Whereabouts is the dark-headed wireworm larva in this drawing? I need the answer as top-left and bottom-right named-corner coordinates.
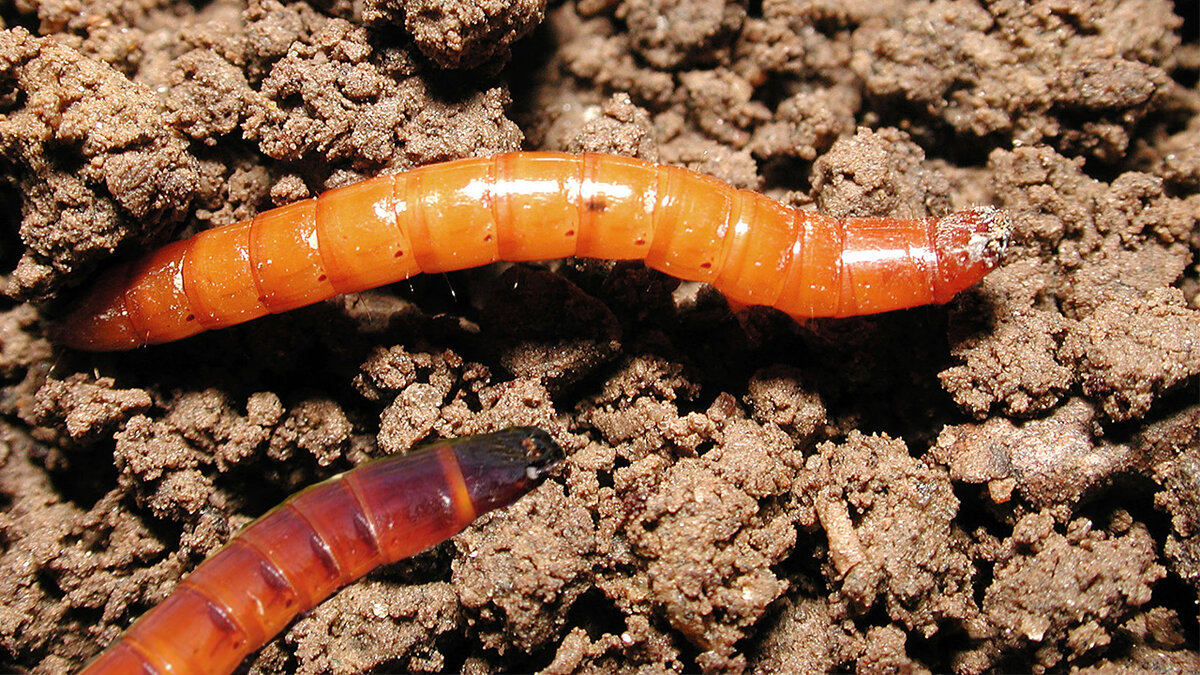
top-left (79, 427), bottom-right (562, 675)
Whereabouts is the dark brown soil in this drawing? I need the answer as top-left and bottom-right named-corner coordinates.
top-left (2, 1), bottom-right (1198, 673)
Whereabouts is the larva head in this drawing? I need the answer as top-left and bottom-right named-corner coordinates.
top-left (453, 427), bottom-right (564, 514)
top-left (930, 206), bottom-right (1011, 303)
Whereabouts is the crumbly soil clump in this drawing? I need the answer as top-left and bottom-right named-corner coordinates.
top-left (1, 1), bottom-right (1198, 673)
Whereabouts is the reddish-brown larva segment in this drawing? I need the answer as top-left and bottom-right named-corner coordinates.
top-left (79, 428), bottom-right (563, 675)
top-left (55, 152), bottom-right (1010, 351)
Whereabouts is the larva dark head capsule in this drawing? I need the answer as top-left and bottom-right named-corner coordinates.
top-left (451, 426), bottom-right (564, 513)
top-left (929, 206), bottom-right (1012, 304)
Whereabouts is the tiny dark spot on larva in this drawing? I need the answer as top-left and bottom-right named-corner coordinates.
top-left (395, 250), bottom-right (404, 258)
top-left (317, 274), bottom-right (327, 282)
top-left (565, 229), bottom-right (575, 237)
top-left (700, 261), bottom-right (711, 270)
top-left (257, 296), bottom-right (267, 304)
top-left (635, 238), bottom-right (646, 246)
top-left (185, 314), bottom-right (196, 322)
top-left (585, 196), bottom-right (608, 212)
top-left (484, 233), bottom-right (493, 242)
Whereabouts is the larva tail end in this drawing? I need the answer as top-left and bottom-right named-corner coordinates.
top-left (51, 267), bottom-right (143, 351)
top-left (931, 206), bottom-right (1011, 303)
top-left (453, 427), bottom-right (564, 514)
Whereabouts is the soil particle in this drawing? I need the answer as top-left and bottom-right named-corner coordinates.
top-left (1060, 287), bottom-right (1200, 421)
top-left (0, 27), bottom-right (197, 299)
top-left (748, 84), bottom-right (860, 163)
top-left (1, 0), bottom-right (1198, 673)
top-left (453, 481), bottom-right (596, 655)
top-left (940, 304), bottom-right (1076, 418)
top-left (267, 397), bottom-right (351, 464)
top-left (0, 305), bottom-right (52, 420)
top-left (852, 0), bottom-right (1178, 159)
top-left (281, 580), bottom-right (462, 674)
top-left (1154, 437), bottom-right (1200, 597)
top-left (749, 595), bottom-right (849, 674)
top-left (621, 0), bottom-right (745, 70)
top-left (624, 438), bottom-right (793, 670)
top-left (559, 92), bottom-right (660, 159)
top-left (812, 126), bottom-right (953, 218)
top-left (365, 0), bottom-right (547, 70)
top-left (857, 624), bottom-right (930, 675)
top-left (166, 48), bottom-right (255, 142)
top-left (554, 9), bottom-right (676, 108)
top-left (743, 364), bottom-right (826, 441)
top-left (982, 511), bottom-right (1165, 671)
top-left (939, 142), bottom-right (1199, 421)
top-left (0, 427), bottom-right (184, 667)
top-left (0, 305), bottom-right (50, 380)
top-left (796, 433), bottom-right (976, 636)
top-left (32, 376), bottom-right (154, 445)
top-left (237, 0), bottom-right (525, 169)
top-left (933, 398), bottom-right (1132, 508)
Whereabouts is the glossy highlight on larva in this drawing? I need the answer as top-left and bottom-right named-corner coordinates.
top-left (56, 152), bottom-right (1011, 351)
top-left (79, 427), bottom-right (563, 675)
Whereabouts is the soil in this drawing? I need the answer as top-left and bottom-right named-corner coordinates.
top-left (1, 0), bottom-right (1198, 673)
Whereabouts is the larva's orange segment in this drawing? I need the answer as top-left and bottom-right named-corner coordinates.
top-left (122, 239), bottom-right (207, 345)
top-left (53, 263), bottom-right (142, 351)
top-left (576, 153), bottom-right (657, 260)
top-left (775, 212), bottom-right (843, 318)
top-left (930, 206), bottom-right (1011, 303)
top-left (436, 443), bottom-right (478, 525)
top-left (182, 220), bottom-right (270, 329)
top-left (120, 587), bottom-right (249, 675)
top-left (492, 152), bottom-right (581, 261)
top-left (403, 157), bottom-right (500, 273)
top-left (837, 217), bottom-right (937, 315)
top-left (180, 540), bottom-right (302, 647)
top-left (711, 193), bottom-right (798, 304)
top-left (286, 477), bottom-right (384, 580)
top-left (645, 167), bottom-right (737, 282)
top-left (347, 444), bottom-right (469, 562)
top-left (234, 505), bottom-right (344, 609)
top-left (76, 642), bottom-right (156, 674)
top-left (248, 199), bottom-right (338, 313)
top-left (315, 175), bottom-right (420, 293)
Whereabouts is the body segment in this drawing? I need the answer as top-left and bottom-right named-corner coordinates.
top-left (79, 428), bottom-right (563, 675)
top-left (58, 152), bottom-right (1010, 351)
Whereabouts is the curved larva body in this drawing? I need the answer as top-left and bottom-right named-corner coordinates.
top-left (57, 152), bottom-right (1010, 351)
top-left (79, 428), bottom-right (563, 675)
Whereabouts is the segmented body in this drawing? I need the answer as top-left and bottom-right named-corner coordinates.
top-left (57, 152), bottom-right (1009, 351)
top-left (79, 428), bottom-right (563, 675)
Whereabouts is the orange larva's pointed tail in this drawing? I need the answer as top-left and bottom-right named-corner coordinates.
top-left (930, 206), bottom-right (1012, 304)
top-left (51, 264), bottom-right (144, 351)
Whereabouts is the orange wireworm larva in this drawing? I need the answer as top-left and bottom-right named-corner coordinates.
top-left (56, 152), bottom-right (1010, 350)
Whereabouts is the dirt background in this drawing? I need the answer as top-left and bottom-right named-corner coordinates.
top-left (0, 0), bottom-right (1198, 673)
